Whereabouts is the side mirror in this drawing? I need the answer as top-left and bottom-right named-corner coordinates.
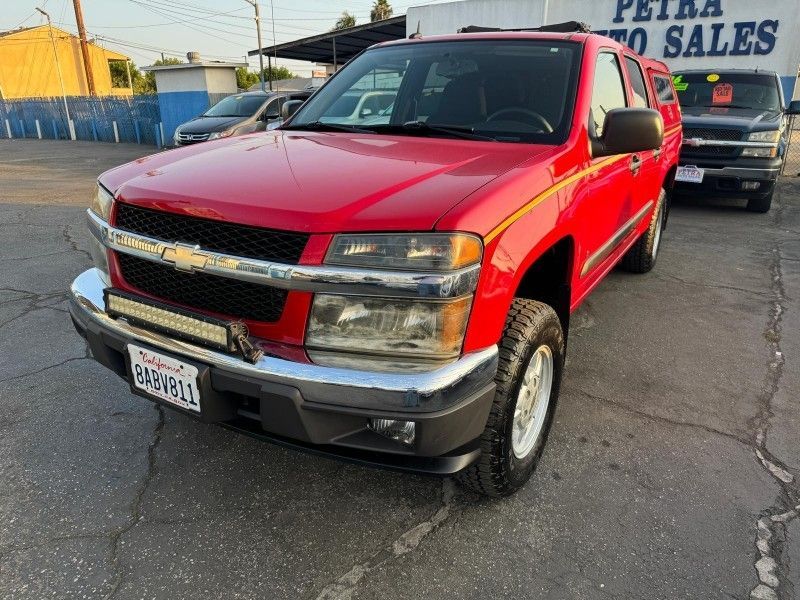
top-left (281, 100), bottom-right (304, 121)
top-left (263, 111), bottom-right (280, 121)
top-left (592, 108), bottom-right (664, 158)
top-left (360, 108), bottom-right (374, 117)
top-left (786, 100), bottom-right (800, 115)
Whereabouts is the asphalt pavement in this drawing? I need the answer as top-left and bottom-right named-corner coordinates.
top-left (1, 139), bottom-right (799, 600)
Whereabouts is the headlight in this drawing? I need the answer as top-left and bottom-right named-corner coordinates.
top-left (742, 147), bottom-right (778, 158)
top-left (306, 294), bottom-right (472, 361)
top-left (325, 233), bottom-right (482, 271)
top-left (208, 130), bottom-right (233, 140)
top-left (90, 183), bottom-right (114, 221)
top-left (747, 130), bottom-right (781, 143)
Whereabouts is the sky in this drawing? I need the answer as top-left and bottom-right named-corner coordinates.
top-left (3, 0), bottom-right (455, 76)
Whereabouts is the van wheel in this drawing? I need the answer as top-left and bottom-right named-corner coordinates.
top-left (620, 188), bottom-right (666, 274)
top-left (458, 299), bottom-right (564, 498)
top-left (746, 191), bottom-right (773, 213)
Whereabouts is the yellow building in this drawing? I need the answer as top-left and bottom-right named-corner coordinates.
top-left (0, 24), bottom-right (131, 99)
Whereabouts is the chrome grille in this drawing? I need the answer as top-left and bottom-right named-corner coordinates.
top-left (683, 127), bottom-right (743, 142)
top-left (177, 132), bottom-right (211, 144)
top-left (115, 203), bottom-right (309, 264)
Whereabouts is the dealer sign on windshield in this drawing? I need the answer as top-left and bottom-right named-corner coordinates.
top-left (675, 165), bottom-right (705, 184)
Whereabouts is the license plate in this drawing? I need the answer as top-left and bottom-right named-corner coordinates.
top-left (127, 344), bottom-right (201, 412)
top-left (675, 165), bottom-right (704, 183)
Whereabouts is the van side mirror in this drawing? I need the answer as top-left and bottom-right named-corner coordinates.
top-left (787, 100), bottom-right (800, 115)
top-left (281, 100), bottom-right (304, 121)
top-left (592, 108), bottom-right (664, 158)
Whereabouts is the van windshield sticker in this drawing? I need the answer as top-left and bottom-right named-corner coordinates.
top-left (707, 74), bottom-right (720, 82)
top-left (672, 75), bottom-right (688, 92)
top-left (712, 83), bottom-right (734, 105)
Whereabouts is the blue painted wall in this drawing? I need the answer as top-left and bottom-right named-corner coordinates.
top-left (157, 90), bottom-right (210, 144)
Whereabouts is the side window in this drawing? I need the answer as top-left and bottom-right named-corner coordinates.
top-left (264, 98), bottom-right (282, 119)
top-left (625, 57), bottom-right (650, 108)
top-left (590, 52), bottom-right (627, 137)
top-left (653, 76), bottom-right (676, 104)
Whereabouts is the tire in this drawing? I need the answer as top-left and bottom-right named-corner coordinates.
top-left (620, 188), bottom-right (666, 274)
top-left (746, 190), bottom-right (774, 213)
top-left (458, 299), bottom-right (565, 497)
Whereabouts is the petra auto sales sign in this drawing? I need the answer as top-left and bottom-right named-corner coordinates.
top-left (409, 0), bottom-right (800, 98)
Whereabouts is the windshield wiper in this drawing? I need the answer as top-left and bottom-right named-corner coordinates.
top-left (375, 121), bottom-right (495, 142)
top-left (282, 121), bottom-right (376, 134)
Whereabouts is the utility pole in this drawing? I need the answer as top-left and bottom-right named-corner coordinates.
top-left (270, 0), bottom-right (278, 91)
top-left (36, 8), bottom-right (72, 136)
top-left (244, 0), bottom-right (268, 91)
top-left (71, 0), bottom-right (96, 96)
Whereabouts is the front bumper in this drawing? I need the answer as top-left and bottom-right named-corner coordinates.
top-left (675, 161), bottom-right (780, 199)
top-left (69, 268), bottom-right (498, 474)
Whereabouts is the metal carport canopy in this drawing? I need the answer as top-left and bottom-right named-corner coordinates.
top-left (248, 15), bottom-right (407, 66)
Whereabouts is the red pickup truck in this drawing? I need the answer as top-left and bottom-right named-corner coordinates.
top-left (70, 26), bottom-right (681, 497)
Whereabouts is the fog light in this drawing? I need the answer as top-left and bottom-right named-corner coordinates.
top-left (369, 418), bottom-right (416, 446)
top-left (742, 181), bottom-right (761, 191)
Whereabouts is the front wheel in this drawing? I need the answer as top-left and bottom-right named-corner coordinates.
top-left (458, 299), bottom-right (565, 497)
top-left (746, 189), bottom-right (774, 213)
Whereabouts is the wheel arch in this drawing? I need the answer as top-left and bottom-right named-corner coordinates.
top-left (513, 235), bottom-right (575, 337)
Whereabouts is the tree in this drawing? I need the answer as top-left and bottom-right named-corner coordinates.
top-left (333, 11), bottom-right (356, 30)
top-left (370, 0), bottom-right (393, 22)
top-left (236, 67), bottom-right (259, 90)
top-left (259, 65), bottom-right (296, 82)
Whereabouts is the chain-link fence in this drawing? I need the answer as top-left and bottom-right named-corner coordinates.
top-left (783, 114), bottom-right (800, 176)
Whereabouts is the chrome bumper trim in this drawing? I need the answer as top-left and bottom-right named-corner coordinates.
top-left (580, 200), bottom-right (654, 277)
top-left (88, 210), bottom-right (479, 299)
top-left (678, 165), bottom-right (780, 180)
top-left (70, 268), bottom-right (498, 411)
top-left (682, 138), bottom-right (777, 148)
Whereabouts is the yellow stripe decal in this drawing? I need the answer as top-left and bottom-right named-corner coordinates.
top-left (484, 155), bottom-right (626, 244)
top-left (664, 124), bottom-right (682, 137)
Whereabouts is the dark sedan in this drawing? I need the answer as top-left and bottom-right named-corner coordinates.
top-left (173, 90), bottom-right (311, 146)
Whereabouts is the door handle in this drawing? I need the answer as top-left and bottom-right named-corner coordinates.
top-left (630, 154), bottom-right (643, 174)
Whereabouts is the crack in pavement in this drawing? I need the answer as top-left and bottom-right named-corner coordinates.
top-left (0, 289), bottom-right (70, 330)
top-left (571, 387), bottom-right (751, 447)
top-left (62, 224), bottom-right (93, 264)
top-left (311, 479), bottom-right (461, 600)
top-left (103, 404), bottom-right (164, 600)
top-left (653, 271), bottom-right (772, 299)
top-left (0, 356), bottom-right (89, 386)
top-left (748, 196), bottom-right (800, 600)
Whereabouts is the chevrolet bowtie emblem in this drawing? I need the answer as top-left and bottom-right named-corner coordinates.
top-left (161, 243), bottom-right (210, 272)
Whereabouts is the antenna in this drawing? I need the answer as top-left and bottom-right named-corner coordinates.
top-left (409, 20), bottom-right (422, 39)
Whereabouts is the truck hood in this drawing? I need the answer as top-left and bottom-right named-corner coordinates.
top-left (681, 105), bottom-right (782, 132)
top-left (100, 131), bottom-right (547, 233)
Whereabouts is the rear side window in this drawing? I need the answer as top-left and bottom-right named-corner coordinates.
top-left (625, 57), bottom-right (649, 108)
top-left (590, 52), bottom-right (627, 137)
top-left (653, 75), bottom-right (676, 104)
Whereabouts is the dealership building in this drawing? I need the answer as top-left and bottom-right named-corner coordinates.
top-left (406, 0), bottom-right (800, 102)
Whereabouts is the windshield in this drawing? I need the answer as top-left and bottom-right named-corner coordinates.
top-left (287, 40), bottom-right (580, 143)
top-left (204, 94), bottom-right (266, 117)
top-left (674, 73), bottom-right (781, 111)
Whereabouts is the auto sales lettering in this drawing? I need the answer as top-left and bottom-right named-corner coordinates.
top-left (594, 0), bottom-right (778, 59)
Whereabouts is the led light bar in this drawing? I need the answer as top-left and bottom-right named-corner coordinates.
top-left (104, 289), bottom-right (239, 352)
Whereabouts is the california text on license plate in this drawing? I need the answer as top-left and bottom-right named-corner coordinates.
top-left (127, 344), bottom-right (201, 412)
top-left (675, 165), bottom-right (704, 184)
